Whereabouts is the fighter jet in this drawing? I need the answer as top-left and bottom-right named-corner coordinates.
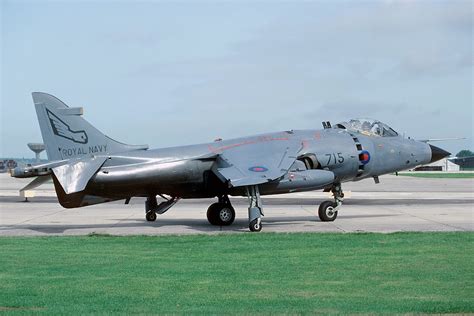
top-left (11, 92), bottom-right (450, 231)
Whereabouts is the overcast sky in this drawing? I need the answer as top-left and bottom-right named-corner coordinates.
top-left (1, 0), bottom-right (472, 158)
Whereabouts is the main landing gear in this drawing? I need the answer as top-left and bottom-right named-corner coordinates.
top-left (206, 187), bottom-right (264, 232)
top-left (318, 183), bottom-right (344, 222)
top-left (145, 195), bottom-right (180, 222)
top-left (207, 195), bottom-right (236, 226)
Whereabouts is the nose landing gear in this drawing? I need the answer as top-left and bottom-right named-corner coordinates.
top-left (319, 183), bottom-right (344, 222)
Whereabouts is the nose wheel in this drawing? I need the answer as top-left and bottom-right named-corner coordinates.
top-left (318, 201), bottom-right (338, 221)
top-left (318, 183), bottom-right (343, 222)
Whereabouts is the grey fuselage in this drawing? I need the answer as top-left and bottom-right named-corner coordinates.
top-left (87, 128), bottom-right (431, 200)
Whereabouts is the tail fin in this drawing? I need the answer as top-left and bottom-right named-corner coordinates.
top-left (33, 92), bottom-right (148, 160)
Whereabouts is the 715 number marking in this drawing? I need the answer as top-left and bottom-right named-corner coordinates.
top-left (325, 153), bottom-right (344, 165)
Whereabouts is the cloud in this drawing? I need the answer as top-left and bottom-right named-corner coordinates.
top-left (226, 1), bottom-right (473, 80)
top-left (2, 1), bottom-right (471, 156)
top-left (392, 52), bottom-right (473, 79)
top-left (123, 0), bottom-right (472, 142)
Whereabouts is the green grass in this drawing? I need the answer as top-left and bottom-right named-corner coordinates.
top-left (0, 232), bottom-right (473, 314)
top-left (398, 172), bottom-right (474, 178)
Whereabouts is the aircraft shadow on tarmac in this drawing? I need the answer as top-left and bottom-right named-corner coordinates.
top-left (0, 197), bottom-right (59, 204)
top-left (0, 214), bottom-right (398, 234)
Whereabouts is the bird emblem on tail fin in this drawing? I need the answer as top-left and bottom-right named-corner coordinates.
top-left (46, 109), bottom-right (88, 144)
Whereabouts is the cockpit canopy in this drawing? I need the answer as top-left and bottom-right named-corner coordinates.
top-left (336, 118), bottom-right (398, 137)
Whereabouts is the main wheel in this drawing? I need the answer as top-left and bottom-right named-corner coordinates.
top-left (318, 201), bottom-right (338, 221)
top-left (249, 219), bottom-right (262, 232)
top-left (207, 203), bottom-right (235, 226)
top-left (146, 211), bottom-right (157, 222)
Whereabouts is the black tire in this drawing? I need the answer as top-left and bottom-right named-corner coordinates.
top-left (206, 203), bottom-right (220, 225)
top-left (318, 201), bottom-right (338, 222)
top-left (207, 203), bottom-right (235, 226)
top-left (146, 211), bottom-right (157, 222)
top-left (249, 219), bottom-right (262, 232)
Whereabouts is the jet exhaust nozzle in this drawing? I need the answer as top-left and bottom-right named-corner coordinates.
top-left (429, 144), bottom-right (450, 163)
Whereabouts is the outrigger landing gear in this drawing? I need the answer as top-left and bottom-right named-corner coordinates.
top-left (145, 195), bottom-right (180, 222)
top-left (319, 183), bottom-right (344, 222)
top-left (246, 186), bottom-right (263, 232)
top-left (207, 195), bottom-right (236, 226)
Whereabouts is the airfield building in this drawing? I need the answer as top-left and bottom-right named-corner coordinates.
top-left (415, 158), bottom-right (460, 172)
top-left (450, 156), bottom-right (474, 171)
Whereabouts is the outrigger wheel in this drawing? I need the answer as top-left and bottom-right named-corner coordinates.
top-left (249, 218), bottom-right (262, 232)
top-left (146, 211), bottom-right (157, 222)
top-left (247, 186), bottom-right (263, 232)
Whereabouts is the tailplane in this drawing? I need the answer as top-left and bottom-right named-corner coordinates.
top-left (33, 92), bottom-right (148, 160)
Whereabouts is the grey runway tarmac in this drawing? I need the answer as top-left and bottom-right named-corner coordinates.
top-left (0, 173), bottom-right (473, 236)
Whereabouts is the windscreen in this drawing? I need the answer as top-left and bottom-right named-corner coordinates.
top-left (337, 118), bottom-right (398, 137)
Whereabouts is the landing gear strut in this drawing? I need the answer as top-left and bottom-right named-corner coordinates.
top-left (246, 186), bottom-right (263, 232)
top-left (207, 195), bottom-right (236, 226)
top-left (145, 195), bottom-right (180, 222)
top-left (319, 183), bottom-right (344, 222)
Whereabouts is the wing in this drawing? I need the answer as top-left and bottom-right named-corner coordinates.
top-left (212, 139), bottom-right (302, 187)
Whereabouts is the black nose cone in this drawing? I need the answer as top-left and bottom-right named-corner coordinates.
top-left (429, 144), bottom-right (450, 163)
